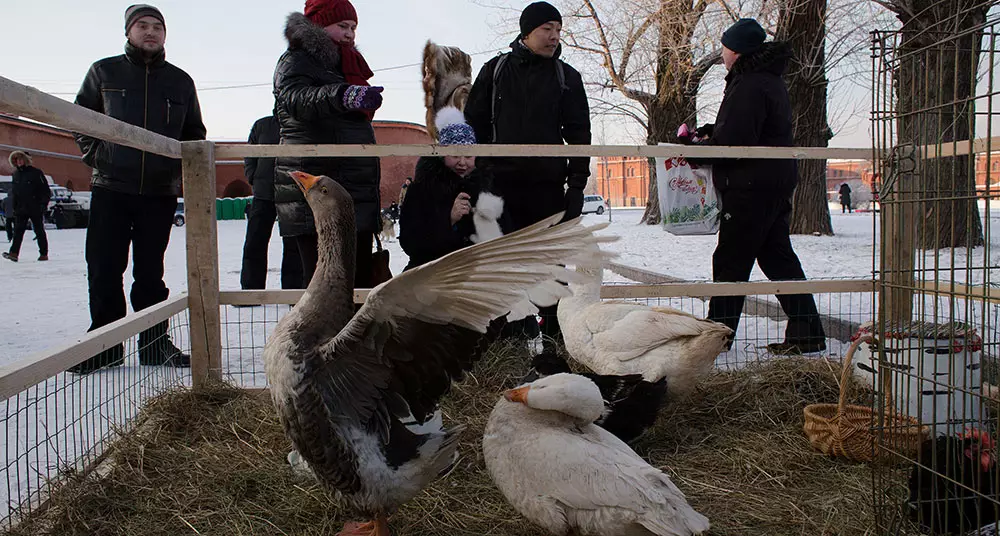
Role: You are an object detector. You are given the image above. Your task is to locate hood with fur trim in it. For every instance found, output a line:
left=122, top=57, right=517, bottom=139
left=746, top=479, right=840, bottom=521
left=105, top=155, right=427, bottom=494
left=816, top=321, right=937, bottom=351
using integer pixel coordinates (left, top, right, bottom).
left=8, top=150, right=30, bottom=168
left=284, top=12, right=341, bottom=70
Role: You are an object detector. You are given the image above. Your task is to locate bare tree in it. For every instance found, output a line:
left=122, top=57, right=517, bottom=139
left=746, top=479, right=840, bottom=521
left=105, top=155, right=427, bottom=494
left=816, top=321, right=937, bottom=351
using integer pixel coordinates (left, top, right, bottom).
left=876, top=0, right=990, bottom=248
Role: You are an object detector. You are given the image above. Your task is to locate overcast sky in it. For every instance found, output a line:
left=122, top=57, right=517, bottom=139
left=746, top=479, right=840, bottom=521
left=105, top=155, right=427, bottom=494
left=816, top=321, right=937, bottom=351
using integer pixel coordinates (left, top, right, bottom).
left=0, top=0, right=892, bottom=148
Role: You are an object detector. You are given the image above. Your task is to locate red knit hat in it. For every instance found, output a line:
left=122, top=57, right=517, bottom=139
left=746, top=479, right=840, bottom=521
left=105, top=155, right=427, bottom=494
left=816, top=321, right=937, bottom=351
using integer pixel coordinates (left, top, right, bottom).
left=305, top=0, right=358, bottom=27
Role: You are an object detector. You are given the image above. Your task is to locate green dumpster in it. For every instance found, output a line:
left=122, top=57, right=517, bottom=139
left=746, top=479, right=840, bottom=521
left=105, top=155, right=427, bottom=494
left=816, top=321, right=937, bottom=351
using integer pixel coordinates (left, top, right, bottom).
left=215, top=198, right=223, bottom=220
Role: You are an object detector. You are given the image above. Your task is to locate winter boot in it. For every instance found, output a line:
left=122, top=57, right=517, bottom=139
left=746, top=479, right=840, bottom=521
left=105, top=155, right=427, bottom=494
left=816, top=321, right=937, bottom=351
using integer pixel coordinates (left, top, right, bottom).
left=138, top=322, right=191, bottom=367
left=2, top=252, right=17, bottom=262
left=38, top=255, right=48, bottom=261
left=68, top=344, right=125, bottom=374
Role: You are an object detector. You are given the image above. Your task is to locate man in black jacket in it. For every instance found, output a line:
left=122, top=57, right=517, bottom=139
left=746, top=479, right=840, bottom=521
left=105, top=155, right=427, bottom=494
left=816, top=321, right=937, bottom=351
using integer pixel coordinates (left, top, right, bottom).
left=684, top=19, right=826, bottom=355
left=71, top=4, right=206, bottom=374
left=3, top=151, right=50, bottom=263
left=465, top=1, right=592, bottom=348
left=239, top=113, right=302, bottom=290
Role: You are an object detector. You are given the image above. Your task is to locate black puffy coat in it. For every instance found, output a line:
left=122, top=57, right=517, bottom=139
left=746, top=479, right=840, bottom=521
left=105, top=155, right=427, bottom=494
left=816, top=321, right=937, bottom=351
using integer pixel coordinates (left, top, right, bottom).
left=272, top=13, right=380, bottom=237
left=399, top=157, right=510, bottom=270
left=700, top=42, right=797, bottom=196
left=74, top=42, right=206, bottom=197
left=245, top=115, right=280, bottom=202
left=465, top=38, right=591, bottom=219
left=10, top=166, right=51, bottom=217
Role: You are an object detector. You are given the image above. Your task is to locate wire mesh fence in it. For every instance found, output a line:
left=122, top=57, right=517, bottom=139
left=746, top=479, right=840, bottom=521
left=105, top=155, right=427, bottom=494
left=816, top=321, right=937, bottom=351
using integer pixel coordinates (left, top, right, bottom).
left=872, top=8, right=1000, bottom=534
left=0, top=309, right=191, bottom=530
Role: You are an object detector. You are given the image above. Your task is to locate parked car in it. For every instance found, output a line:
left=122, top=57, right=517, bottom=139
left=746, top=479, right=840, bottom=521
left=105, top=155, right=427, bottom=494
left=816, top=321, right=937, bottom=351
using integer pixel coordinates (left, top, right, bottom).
left=174, top=200, right=185, bottom=227
left=582, top=194, right=607, bottom=215
left=0, top=178, right=89, bottom=229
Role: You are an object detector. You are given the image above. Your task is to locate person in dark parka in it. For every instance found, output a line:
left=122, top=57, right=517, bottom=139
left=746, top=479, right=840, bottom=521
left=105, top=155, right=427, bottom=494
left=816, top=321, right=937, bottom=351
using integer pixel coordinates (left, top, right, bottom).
left=682, top=18, right=826, bottom=355
left=464, top=1, right=591, bottom=349
left=839, top=182, right=852, bottom=213
left=71, top=4, right=206, bottom=374
left=3, top=151, right=50, bottom=263
left=399, top=107, right=511, bottom=271
left=273, top=0, right=383, bottom=289
left=239, top=113, right=302, bottom=290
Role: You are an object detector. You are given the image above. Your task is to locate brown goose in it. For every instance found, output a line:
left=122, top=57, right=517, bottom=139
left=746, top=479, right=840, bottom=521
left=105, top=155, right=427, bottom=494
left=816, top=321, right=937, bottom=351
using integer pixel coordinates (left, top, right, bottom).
left=263, top=171, right=613, bottom=536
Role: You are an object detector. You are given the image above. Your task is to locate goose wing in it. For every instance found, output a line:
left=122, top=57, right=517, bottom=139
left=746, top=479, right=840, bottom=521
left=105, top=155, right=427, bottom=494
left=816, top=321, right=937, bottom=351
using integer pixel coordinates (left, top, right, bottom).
left=316, top=213, right=615, bottom=440
left=586, top=305, right=718, bottom=362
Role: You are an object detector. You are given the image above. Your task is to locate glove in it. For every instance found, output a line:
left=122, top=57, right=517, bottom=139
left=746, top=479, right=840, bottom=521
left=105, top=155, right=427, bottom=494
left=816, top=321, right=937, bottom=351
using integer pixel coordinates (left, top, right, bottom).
left=342, top=85, right=384, bottom=111
left=561, top=187, right=584, bottom=223
left=677, top=123, right=694, bottom=145
left=694, top=123, right=714, bottom=139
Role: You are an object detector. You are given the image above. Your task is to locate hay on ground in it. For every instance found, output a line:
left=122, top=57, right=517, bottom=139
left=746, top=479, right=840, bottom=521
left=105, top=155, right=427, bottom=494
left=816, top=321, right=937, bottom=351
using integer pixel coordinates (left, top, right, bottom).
left=6, top=344, right=908, bottom=535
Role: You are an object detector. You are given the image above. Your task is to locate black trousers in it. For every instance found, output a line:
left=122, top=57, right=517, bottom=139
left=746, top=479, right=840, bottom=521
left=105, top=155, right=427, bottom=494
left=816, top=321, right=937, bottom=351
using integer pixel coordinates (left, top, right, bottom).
left=9, top=212, right=47, bottom=257
left=707, top=191, right=826, bottom=344
left=240, top=198, right=303, bottom=290
left=86, top=187, right=177, bottom=333
left=294, top=231, right=374, bottom=290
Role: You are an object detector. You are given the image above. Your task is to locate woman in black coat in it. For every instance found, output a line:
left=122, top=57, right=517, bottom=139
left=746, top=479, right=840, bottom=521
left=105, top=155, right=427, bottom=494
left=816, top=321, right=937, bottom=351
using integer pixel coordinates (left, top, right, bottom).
left=272, top=0, right=384, bottom=288
left=399, top=107, right=510, bottom=271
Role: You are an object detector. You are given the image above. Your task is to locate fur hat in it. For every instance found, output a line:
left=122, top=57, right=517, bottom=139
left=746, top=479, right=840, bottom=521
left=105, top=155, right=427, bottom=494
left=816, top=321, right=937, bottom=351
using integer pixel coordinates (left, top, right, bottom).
left=422, top=40, right=473, bottom=141
left=722, top=18, right=766, bottom=54
left=124, top=4, right=165, bottom=35
left=304, top=0, right=358, bottom=28
left=435, top=107, right=476, bottom=146
left=8, top=151, right=31, bottom=167
left=520, top=2, right=562, bottom=37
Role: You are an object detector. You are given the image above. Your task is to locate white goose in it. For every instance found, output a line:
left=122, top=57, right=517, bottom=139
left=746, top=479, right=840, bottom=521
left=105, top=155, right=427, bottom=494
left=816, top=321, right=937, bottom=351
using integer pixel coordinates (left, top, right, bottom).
left=263, top=172, right=613, bottom=536
left=557, top=268, right=733, bottom=397
left=484, top=373, right=710, bottom=536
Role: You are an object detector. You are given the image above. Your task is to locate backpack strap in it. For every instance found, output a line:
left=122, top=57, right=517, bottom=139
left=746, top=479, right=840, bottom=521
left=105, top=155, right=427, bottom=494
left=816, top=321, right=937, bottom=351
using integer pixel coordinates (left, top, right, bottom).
left=490, top=53, right=509, bottom=144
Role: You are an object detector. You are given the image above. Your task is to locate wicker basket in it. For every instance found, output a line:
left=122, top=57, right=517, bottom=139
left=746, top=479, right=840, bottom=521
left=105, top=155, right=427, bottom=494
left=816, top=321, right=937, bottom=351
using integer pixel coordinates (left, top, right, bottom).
left=803, top=335, right=929, bottom=462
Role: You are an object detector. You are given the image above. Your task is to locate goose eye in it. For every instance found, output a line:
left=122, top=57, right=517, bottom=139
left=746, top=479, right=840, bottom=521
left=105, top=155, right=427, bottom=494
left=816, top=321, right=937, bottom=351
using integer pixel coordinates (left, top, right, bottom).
left=321, top=186, right=329, bottom=194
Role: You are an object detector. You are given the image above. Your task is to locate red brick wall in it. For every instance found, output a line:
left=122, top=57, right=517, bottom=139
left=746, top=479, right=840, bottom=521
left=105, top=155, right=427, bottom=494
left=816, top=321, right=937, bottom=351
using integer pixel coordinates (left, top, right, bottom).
left=595, top=156, right=649, bottom=207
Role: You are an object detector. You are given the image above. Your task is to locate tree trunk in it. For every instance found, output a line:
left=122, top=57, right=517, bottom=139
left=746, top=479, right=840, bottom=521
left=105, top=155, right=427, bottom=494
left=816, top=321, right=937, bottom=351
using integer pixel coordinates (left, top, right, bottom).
left=777, top=0, right=834, bottom=235
left=639, top=0, right=704, bottom=225
left=895, top=0, right=987, bottom=249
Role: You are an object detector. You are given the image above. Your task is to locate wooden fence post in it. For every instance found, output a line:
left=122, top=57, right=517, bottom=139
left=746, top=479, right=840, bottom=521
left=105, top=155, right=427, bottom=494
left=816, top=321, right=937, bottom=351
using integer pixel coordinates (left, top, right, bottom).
left=181, top=140, right=221, bottom=387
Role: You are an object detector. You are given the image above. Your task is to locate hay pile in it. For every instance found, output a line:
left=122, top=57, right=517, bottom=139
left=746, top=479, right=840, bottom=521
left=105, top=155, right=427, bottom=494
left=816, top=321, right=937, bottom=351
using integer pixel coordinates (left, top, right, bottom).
left=7, top=345, right=900, bottom=536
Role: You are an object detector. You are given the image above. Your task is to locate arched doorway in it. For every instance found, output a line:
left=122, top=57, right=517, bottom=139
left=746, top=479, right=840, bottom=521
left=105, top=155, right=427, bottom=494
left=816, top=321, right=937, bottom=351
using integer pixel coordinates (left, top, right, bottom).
left=222, top=180, right=252, bottom=198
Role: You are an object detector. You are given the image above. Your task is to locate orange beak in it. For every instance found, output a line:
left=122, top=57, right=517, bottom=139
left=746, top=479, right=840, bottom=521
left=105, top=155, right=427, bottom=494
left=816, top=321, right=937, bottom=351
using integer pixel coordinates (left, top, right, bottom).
left=504, top=386, right=530, bottom=404
left=289, top=171, right=321, bottom=193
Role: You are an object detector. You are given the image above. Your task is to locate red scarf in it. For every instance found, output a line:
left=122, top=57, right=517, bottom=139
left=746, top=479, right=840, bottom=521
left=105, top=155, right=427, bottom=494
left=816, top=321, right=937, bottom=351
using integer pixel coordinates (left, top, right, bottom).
left=338, top=42, right=376, bottom=121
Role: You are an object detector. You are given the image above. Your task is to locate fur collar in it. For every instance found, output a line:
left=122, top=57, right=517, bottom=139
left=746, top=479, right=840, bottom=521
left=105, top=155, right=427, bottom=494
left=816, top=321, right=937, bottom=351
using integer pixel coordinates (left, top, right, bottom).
left=728, top=41, right=791, bottom=79
left=284, top=12, right=340, bottom=70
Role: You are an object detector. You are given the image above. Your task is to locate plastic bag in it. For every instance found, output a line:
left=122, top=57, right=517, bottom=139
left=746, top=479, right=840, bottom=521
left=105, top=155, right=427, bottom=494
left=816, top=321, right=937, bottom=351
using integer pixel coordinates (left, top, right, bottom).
left=656, top=148, right=721, bottom=235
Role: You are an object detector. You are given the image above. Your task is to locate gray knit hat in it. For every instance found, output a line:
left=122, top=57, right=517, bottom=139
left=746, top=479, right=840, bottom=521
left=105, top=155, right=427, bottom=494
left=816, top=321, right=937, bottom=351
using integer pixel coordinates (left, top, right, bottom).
left=125, top=4, right=165, bottom=35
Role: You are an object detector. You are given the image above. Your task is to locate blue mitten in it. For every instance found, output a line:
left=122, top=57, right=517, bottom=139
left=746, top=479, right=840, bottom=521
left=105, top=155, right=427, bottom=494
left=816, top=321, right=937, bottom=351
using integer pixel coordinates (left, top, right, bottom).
left=342, top=85, right=384, bottom=111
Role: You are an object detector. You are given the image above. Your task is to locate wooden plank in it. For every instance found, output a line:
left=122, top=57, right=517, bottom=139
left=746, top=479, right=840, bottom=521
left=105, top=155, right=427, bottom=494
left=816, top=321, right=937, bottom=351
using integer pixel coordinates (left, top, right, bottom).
left=600, top=279, right=873, bottom=298
left=216, top=143, right=873, bottom=161
left=0, top=296, right=188, bottom=401
left=921, top=136, right=1000, bottom=159
left=219, top=289, right=369, bottom=305
left=916, top=280, right=1000, bottom=304
left=182, top=141, right=222, bottom=387
left=0, top=75, right=181, bottom=158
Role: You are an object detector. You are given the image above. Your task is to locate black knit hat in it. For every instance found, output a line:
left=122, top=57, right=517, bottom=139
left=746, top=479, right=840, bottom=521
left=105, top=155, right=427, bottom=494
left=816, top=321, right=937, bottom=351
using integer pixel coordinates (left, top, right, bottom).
left=519, top=2, right=562, bottom=37
left=125, top=4, right=165, bottom=35
left=721, top=18, right=766, bottom=54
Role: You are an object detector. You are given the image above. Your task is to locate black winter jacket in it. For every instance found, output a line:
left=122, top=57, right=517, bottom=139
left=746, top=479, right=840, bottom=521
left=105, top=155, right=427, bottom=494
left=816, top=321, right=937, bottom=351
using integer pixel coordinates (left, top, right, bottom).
left=700, top=42, right=797, bottom=196
left=10, top=166, right=51, bottom=216
left=399, top=157, right=510, bottom=270
left=272, top=13, right=380, bottom=237
left=74, top=42, right=206, bottom=197
left=465, top=38, right=591, bottom=198
left=245, top=115, right=280, bottom=201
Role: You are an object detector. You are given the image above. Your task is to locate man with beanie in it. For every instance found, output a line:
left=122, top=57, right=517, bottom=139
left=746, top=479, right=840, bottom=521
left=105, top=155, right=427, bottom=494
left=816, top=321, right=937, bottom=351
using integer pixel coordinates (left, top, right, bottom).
left=682, top=18, right=827, bottom=355
left=239, top=112, right=302, bottom=291
left=465, top=1, right=592, bottom=351
left=72, top=4, right=206, bottom=374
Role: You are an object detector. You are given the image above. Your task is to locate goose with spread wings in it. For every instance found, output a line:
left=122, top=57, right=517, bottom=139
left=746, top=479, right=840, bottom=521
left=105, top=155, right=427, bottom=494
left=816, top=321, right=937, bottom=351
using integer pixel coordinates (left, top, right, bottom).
left=262, top=171, right=614, bottom=536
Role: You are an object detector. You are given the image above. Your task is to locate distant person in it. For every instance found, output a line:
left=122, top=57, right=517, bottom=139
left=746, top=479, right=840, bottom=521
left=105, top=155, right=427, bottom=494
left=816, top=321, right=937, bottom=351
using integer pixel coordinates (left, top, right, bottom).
left=680, top=18, right=826, bottom=355
left=839, top=182, right=852, bottom=213
left=465, top=1, right=592, bottom=350
left=239, top=113, right=302, bottom=291
left=2, top=151, right=50, bottom=263
left=273, top=0, right=383, bottom=288
left=398, top=177, right=412, bottom=206
left=71, top=4, right=206, bottom=374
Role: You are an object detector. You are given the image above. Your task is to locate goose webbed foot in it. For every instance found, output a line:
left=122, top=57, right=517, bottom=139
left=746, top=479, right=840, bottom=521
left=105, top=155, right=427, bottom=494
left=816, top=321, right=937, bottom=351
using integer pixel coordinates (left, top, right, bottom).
left=338, top=514, right=390, bottom=536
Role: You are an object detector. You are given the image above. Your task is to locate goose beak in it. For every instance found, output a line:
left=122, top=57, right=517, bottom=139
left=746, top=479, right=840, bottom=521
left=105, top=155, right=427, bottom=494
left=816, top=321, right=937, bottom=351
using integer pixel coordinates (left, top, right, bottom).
left=504, top=386, right=530, bottom=404
left=289, top=171, right=321, bottom=192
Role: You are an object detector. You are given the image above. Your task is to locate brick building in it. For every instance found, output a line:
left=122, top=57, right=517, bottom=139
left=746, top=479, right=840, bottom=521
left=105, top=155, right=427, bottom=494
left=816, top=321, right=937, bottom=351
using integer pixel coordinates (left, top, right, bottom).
left=594, top=156, right=649, bottom=208
left=0, top=114, right=429, bottom=208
